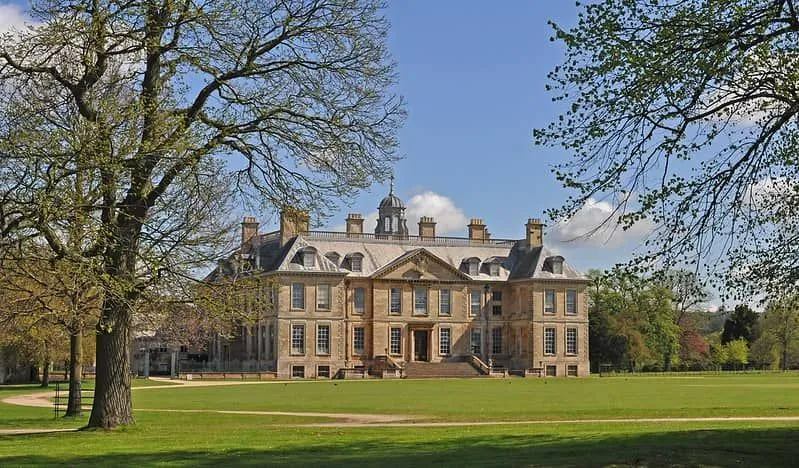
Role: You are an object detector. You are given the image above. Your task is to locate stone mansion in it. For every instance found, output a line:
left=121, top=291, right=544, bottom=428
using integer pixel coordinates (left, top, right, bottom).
left=206, top=187, right=590, bottom=378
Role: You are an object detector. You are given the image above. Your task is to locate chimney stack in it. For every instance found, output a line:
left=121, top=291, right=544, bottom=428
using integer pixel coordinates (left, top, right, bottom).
left=346, top=213, right=364, bottom=237
left=468, top=218, right=487, bottom=242
left=241, top=216, right=259, bottom=255
left=418, top=216, right=436, bottom=239
left=280, top=207, right=309, bottom=246
left=525, top=218, right=544, bottom=247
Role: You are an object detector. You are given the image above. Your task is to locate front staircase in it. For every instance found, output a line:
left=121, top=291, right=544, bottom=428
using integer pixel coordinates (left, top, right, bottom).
left=403, top=361, right=483, bottom=378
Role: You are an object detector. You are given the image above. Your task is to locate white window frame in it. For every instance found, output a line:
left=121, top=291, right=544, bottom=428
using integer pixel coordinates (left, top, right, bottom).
left=316, top=284, right=331, bottom=311
left=291, top=323, right=305, bottom=355
left=316, top=324, right=331, bottom=355
left=468, top=260, right=479, bottom=276
left=439, top=327, right=451, bottom=355
left=414, top=287, right=428, bottom=315
left=353, top=327, right=365, bottom=354
left=469, top=289, right=481, bottom=317
left=566, top=328, right=578, bottom=355
left=544, top=327, right=556, bottom=355
left=566, top=289, right=578, bottom=315
left=389, top=327, right=402, bottom=355
left=302, top=250, right=315, bottom=268
left=291, top=283, right=305, bottom=310
left=439, top=289, right=451, bottom=316
left=389, top=288, right=402, bottom=315
left=470, top=328, right=482, bottom=355
left=552, top=260, right=563, bottom=275
left=350, top=254, right=363, bottom=272
left=544, top=289, right=556, bottom=314
left=354, top=287, right=365, bottom=314
left=489, top=263, right=500, bottom=277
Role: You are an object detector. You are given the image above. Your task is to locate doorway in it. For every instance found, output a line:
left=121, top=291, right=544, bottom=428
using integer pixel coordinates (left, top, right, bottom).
left=413, top=330, right=429, bottom=361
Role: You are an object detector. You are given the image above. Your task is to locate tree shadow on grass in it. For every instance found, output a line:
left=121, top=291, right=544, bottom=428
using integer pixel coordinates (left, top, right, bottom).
left=1, top=426, right=798, bottom=467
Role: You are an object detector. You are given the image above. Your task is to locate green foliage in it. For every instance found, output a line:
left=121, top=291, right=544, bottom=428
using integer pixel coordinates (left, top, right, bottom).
left=538, top=0, right=799, bottom=298
left=724, top=339, right=749, bottom=368
left=721, top=304, right=759, bottom=344
left=752, top=297, right=799, bottom=370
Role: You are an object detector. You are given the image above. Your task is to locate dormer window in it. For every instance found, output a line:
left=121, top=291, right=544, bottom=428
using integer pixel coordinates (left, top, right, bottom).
left=325, top=252, right=340, bottom=267
left=346, top=253, right=364, bottom=272
left=465, top=257, right=480, bottom=276
left=489, top=263, right=500, bottom=277
left=302, top=250, right=315, bottom=268
left=544, top=256, right=565, bottom=275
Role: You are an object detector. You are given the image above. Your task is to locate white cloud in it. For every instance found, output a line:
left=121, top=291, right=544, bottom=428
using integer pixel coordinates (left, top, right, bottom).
left=406, top=191, right=468, bottom=236
left=0, top=4, right=29, bottom=34
left=330, top=190, right=469, bottom=236
left=549, top=197, right=653, bottom=248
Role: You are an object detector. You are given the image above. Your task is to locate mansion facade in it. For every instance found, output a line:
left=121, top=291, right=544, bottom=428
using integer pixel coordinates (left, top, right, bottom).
left=207, top=187, right=590, bottom=378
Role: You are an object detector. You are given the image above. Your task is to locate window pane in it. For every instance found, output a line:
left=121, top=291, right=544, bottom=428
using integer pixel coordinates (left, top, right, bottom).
left=439, top=289, right=451, bottom=315
left=439, top=328, right=451, bottom=355
left=470, top=329, right=482, bottom=354
left=317, top=325, right=330, bottom=354
left=470, top=290, right=481, bottom=316
left=544, top=290, right=556, bottom=314
left=390, top=327, right=402, bottom=355
left=353, top=327, right=365, bottom=354
left=491, top=327, right=502, bottom=354
left=292, top=365, right=305, bottom=378
left=292, top=283, right=305, bottom=310
left=291, top=324, right=305, bottom=354
left=351, top=255, right=362, bottom=272
left=468, top=261, right=479, bottom=276
left=492, top=290, right=502, bottom=316
left=566, top=328, right=578, bottom=355
left=414, top=287, right=428, bottom=315
left=317, top=284, right=330, bottom=310
left=544, top=328, right=556, bottom=355
left=566, top=290, right=577, bottom=315
left=390, top=288, right=401, bottom=314
left=354, top=288, right=365, bottom=313
left=303, top=251, right=315, bottom=268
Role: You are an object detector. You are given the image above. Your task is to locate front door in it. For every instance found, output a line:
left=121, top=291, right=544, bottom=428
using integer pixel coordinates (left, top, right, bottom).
left=413, top=330, right=429, bottom=361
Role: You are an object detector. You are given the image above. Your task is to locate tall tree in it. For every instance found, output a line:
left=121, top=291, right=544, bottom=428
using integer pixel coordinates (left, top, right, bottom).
left=537, top=0, right=799, bottom=299
left=0, top=0, right=403, bottom=428
left=755, top=297, right=799, bottom=370
left=721, top=304, right=759, bottom=344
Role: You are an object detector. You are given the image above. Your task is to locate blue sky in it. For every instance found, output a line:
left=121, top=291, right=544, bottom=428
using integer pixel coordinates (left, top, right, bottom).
left=0, top=1, right=651, bottom=275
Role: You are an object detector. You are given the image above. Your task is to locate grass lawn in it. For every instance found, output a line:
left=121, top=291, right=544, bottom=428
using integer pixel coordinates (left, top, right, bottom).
left=0, top=374, right=797, bottom=466
left=133, top=373, right=799, bottom=421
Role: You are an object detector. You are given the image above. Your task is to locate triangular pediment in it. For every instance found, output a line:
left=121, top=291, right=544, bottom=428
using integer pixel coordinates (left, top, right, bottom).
left=371, top=248, right=471, bottom=281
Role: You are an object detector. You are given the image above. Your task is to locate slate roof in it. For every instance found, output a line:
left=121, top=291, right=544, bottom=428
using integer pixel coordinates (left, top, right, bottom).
left=212, top=231, right=587, bottom=283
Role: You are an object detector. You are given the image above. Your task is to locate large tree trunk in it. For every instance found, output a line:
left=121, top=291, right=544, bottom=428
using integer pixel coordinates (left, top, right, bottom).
left=65, top=332, right=83, bottom=417
left=40, top=357, right=50, bottom=388
left=87, top=297, right=134, bottom=428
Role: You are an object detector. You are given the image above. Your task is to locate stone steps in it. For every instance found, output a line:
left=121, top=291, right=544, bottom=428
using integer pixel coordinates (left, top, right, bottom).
left=403, top=361, right=483, bottom=378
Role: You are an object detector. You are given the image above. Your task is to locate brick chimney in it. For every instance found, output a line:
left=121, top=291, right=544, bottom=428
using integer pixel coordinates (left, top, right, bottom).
left=346, top=213, right=364, bottom=237
left=418, top=216, right=436, bottom=239
left=241, top=216, right=259, bottom=255
left=468, top=218, right=487, bottom=242
left=525, top=218, right=544, bottom=247
left=280, top=207, right=309, bottom=246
